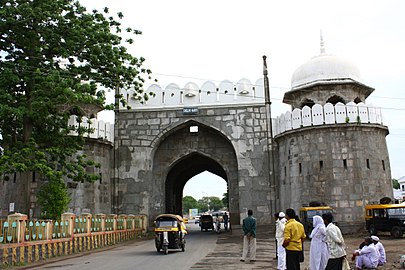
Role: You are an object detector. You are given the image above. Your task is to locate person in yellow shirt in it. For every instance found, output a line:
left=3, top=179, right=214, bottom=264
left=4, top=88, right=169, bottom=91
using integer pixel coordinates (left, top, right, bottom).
left=282, top=208, right=306, bottom=270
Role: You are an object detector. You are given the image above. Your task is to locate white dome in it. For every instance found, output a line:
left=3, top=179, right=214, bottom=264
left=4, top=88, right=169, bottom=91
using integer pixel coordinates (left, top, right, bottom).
left=291, top=54, right=362, bottom=90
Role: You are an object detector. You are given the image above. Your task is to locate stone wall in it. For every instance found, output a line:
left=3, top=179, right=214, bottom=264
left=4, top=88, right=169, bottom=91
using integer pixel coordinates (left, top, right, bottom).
left=275, top=123, right=392, bottom=233
left=0, top=139, right=113, bottom=218
left=67, top=139, right=113, bottom=215
left=114, top=104, right=275, bottom=226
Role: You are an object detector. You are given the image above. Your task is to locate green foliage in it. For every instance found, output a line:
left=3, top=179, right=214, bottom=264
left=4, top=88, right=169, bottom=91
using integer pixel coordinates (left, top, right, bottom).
left=0, top=0, right=151, bottom=218
left=221, top=192, right=228, bottom=207
left=392, top=178, right=400, bottom=189
left=209, top=196, right=224, bottom=211
left=182, top=196, right=198, bottom=215
left=37, top=177, right=71, bottom=220
left=197, top=196, right=224, bottom=212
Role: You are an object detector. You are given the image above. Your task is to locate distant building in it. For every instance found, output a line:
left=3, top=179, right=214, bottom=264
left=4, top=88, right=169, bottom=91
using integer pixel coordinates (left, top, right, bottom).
left=394, top=176, right=405, bottom=200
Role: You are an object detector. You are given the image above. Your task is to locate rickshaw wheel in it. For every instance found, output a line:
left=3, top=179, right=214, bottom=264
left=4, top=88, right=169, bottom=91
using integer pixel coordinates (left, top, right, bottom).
left=163, top=245, right=168, bottom=255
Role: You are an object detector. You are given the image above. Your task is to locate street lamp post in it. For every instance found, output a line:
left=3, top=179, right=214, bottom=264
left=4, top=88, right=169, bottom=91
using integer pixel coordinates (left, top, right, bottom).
left=263, top=55, right=277, bottom=217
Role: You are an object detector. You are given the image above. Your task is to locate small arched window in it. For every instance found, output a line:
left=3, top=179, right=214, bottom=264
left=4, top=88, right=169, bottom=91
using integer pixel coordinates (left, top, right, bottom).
left=300, top=99, right=315, bottom=108
left=354, top=97, right=362, bottom=104
left=326, top=95, right=346, bottom=105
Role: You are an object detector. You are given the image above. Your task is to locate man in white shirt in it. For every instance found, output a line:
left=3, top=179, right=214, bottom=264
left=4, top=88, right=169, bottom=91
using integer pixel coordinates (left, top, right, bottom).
left=322, top=212, right=346, bottom=270
left=371, top=235, right=386, bottom=266
left=351, top=237, right=379, bottom=270
left=276, top=211, right=287, bottom=270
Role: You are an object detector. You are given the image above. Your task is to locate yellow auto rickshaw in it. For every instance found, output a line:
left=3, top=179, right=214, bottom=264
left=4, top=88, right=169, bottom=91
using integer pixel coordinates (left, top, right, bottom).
left=154, top=214, right=187, bottom=254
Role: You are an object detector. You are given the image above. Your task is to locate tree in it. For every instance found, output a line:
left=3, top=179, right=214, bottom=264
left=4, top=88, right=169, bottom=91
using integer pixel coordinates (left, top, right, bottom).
left=0, top=0, right=151, bottom=218
left=209, top=196, right=224, bottom=211
left=221, top=192, right=228, bottom=207
left=197, top=197, right=210, bottom=213
left=182, top=196, right=198, bottom=215
left=197, top=196, right=224, bottom=212
left=392, top=179, right=400, bottom=189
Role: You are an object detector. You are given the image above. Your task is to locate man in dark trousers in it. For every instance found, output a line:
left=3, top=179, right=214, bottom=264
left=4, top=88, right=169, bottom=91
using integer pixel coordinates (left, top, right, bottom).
left=223, top=212, right=229, bottom=231
left=240, top=209, right=256, bottom=262
left=282, top=208, right=306, bottom=270
left=322, top=212, right=346, bottom=270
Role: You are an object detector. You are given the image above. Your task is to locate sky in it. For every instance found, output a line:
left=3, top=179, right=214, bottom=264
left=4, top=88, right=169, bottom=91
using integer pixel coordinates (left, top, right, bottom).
left=82, top=0, right=405, bottom=199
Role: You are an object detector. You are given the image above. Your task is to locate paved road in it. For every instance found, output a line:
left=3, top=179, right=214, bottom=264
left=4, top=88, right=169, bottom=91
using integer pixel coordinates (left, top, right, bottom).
left=27, top=222, right=217, bottom=270
left=24, top=222, right=405, bottom=270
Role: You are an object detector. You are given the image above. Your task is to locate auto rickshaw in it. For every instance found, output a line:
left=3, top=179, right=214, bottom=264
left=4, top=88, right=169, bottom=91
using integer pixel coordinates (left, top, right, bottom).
left=299, top=205, right=334, bottom=235
left=199, top=214, right=214, bottom=231
left=154, top=214, right=187, bottom=254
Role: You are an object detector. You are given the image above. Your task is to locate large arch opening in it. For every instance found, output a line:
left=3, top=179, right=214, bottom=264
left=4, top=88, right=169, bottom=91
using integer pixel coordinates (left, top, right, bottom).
left=152, top=121, right=240, bottom=225
left=165, top=153, right=227, bottom=215
left=183, top=171, right=228, bottom=213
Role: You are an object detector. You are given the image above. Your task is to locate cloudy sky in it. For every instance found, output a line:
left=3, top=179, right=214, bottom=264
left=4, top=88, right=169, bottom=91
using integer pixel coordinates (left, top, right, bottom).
left=82, top=0, right=405, bottom=199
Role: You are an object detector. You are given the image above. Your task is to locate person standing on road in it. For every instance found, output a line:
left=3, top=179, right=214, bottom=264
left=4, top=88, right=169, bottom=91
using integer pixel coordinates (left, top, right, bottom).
left=274, top=212, right=280, bottom=260
left=282, top=208, right=306, bottom=270
left=240, top=209, right=256, bottom=263
left=223, top=212, right=229, bottom=231
left=309, top=215, right=329, bottom=270
left=322, top=212, right=346, bottom=270
left=276, top=211, right=287, bottom=270
left=371, top=235, right=386, bottom=266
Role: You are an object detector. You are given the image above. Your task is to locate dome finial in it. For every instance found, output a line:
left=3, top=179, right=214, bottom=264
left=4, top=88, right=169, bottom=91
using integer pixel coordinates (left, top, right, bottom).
left=320, top=29, right=326, bottom=54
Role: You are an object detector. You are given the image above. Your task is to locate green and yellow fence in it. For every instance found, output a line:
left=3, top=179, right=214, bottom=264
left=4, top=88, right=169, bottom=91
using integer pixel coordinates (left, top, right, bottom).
left=0, top=212, right=148, bottom=267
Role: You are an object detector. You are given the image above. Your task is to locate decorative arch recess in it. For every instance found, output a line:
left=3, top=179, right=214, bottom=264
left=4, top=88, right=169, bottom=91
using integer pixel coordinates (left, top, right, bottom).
left=151, top=121, right=240, bottom=223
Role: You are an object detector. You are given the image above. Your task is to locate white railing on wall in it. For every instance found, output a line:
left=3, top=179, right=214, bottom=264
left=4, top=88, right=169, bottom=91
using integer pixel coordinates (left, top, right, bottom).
left=119, top=78, right=265, bottom=109
left=273, top=102, right=383, bottom=136
left=68, top=115, right=114, bottom=142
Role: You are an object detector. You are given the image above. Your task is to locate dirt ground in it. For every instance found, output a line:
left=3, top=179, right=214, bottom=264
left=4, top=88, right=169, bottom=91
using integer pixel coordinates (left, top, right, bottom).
left=343, top=234, right=405, bottom=269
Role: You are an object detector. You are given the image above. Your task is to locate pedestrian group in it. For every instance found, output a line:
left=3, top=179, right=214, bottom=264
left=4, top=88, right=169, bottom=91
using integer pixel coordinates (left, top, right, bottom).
left=240, top=209, right=386, bottom=270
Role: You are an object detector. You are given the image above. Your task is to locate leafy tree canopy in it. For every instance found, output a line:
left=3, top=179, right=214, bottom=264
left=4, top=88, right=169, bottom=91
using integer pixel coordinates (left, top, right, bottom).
left=221, top=192, right=228, bottom=207
left=182, top=196, right=198, bottom=215
left=197, top=196, right=224, bottom=212
left=392, top=179, right=400, bottom=190
left=0, top=0, right=151, bottom=218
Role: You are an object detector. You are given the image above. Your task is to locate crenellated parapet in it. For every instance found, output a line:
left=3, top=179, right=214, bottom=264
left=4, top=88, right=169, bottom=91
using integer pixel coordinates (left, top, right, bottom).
left=119, top=78, right=265, bottom=109
left=68, top=115, right=113, bottom=142
left=274, top=101, right=384, bottom=136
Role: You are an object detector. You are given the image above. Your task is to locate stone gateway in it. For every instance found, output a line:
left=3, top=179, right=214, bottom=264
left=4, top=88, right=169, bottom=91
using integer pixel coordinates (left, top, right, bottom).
left=1, top=44, right=393, bottom=233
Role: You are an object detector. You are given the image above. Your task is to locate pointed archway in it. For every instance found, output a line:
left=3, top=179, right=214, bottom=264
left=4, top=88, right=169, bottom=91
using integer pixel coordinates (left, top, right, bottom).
left=165, top=152, right=227, bottom=215
left=152, top=121, right=240, bottom=225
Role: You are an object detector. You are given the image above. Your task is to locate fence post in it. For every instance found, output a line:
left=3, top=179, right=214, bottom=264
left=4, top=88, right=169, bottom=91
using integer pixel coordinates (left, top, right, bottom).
left=80, top=213, right=92, bottom=234
left=61, top=212, right=76, bottom=237
left=95, top=214, right=106, bottom=232
left=106, top=214, right=117, bottom=231
left=7, top=213, right=27, bottom=243
left=140, top=214, right=148, bottom=233
left=118, top=214, right=128, bottom=230
left=127, top=214, right=135, bottom=230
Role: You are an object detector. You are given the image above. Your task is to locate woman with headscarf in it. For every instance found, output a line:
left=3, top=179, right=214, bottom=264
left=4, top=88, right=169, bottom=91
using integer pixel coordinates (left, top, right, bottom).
left=309, top=215, right=329, bottom=270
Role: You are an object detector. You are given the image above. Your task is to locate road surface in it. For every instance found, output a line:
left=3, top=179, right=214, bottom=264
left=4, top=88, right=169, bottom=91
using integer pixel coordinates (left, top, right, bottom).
left=28, top=222, right=218, bottom=270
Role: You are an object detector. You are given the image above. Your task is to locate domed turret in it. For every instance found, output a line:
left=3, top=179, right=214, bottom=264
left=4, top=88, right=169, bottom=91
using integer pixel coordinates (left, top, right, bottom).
left=291, top=53, right=362, bottom=90
left=283, top=37, right=374, bottom=109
